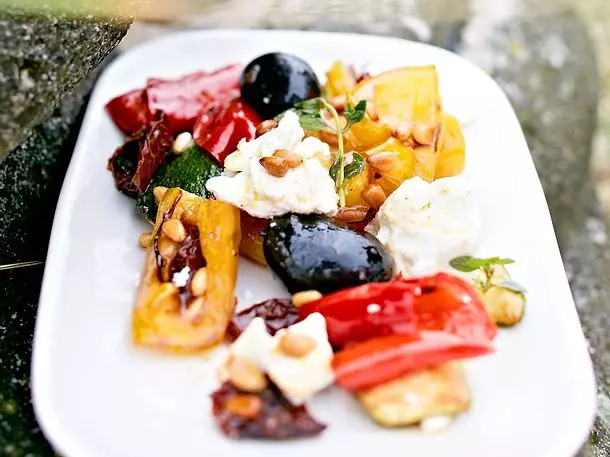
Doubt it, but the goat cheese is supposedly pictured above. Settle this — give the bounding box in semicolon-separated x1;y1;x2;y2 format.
223;313;334;405
171;266;191;288
366;176;480;277
206;110;338;218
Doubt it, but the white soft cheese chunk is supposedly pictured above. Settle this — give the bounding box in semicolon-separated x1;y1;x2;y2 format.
206;110;338;218
223;314;334;406
366;176;480;277
223;110;304;172
171;266;190;288
265;313;335;406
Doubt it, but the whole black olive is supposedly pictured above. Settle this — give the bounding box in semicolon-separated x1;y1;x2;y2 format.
263;214;394;295
240;53;321;119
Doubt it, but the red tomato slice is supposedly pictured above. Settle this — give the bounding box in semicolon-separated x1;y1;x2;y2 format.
332;331;493;391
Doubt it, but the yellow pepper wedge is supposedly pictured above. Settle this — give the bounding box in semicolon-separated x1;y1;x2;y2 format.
435;113;466;179
352;65;442;136
366;138;415;195
344;163;370;207
325;60;357;99
132;188;241;353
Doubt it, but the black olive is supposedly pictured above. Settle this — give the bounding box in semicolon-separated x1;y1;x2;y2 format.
240;53;321;119
263;214;394;294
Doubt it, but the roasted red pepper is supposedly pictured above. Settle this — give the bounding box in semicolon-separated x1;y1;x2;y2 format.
105;64;242;136
298;282;417;347
300;273;496;347
399;273;497;342
332;331;493;391
147;64;242;133
193;99;261;165
105;88;152;136
107;112;173;197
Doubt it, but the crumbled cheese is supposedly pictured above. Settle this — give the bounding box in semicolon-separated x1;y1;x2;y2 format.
366;176;480;277
172;132;194;154
206;110;338;218
265;313;335;405
224;313;334;405
420;415;452;433
172;266;191;288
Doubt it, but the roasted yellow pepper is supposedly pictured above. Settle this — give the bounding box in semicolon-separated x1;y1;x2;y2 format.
435;113;466;179
325;61;358;99
132;188;241;353
366;138;415;195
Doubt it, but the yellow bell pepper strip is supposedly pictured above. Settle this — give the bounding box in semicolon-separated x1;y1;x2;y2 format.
325;61;358;99
343;162;369;207
352;66;443;182
132;188;241;353
366;137;415;195
435;113;466;179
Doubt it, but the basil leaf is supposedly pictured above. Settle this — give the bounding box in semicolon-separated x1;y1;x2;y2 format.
343;152;365;181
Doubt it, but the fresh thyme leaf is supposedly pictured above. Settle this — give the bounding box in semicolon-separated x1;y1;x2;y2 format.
343;100;367;132
449;255;514;273
343;153;365;181
329;160;340;181
277;99;330;132
497;279;527;295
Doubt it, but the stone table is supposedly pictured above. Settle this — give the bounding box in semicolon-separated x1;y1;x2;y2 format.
0;0;609;455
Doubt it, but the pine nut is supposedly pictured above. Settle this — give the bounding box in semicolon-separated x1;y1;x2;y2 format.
394;121;414;143
255;119;278;137
172;132;194;154
139;232;153;249
259;156;289;177
278;332;317;358
314;151;332;169
228;356;268;393
273;149;303;168
334;205;369;223
225;394;263;420
153;186;168;202
157;236;177;259
329;94;346;111
413;124;435;145
190;267;207;297
162;218;186;243
367;151;399;172
291;290;323;307
362;184;387;209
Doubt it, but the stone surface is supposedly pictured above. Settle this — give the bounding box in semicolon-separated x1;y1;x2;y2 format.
0;4;132;158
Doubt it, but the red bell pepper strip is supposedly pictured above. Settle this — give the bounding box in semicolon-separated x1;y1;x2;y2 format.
146;64;242;133
332;331;493;391
105;88;153;136
298;282;417;347
193;99;261;165
300;273;496;347
398;273;497;342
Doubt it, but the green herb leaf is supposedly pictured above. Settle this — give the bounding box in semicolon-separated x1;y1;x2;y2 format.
497;279;527;295
449;255;515;273
420;201;431;211
343;100;367;131
276;99;330;132
343;153;365;181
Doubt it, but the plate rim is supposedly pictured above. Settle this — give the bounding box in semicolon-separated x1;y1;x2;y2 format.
31;28;597;457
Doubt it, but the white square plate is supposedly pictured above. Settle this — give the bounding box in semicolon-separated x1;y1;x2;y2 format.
32;30;596;457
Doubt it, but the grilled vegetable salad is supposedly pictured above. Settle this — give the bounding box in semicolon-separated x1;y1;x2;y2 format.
106;52;527;440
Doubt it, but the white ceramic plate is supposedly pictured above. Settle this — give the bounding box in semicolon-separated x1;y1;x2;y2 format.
32;30;596;457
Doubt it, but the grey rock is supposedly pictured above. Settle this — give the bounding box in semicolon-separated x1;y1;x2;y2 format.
0;4;132;158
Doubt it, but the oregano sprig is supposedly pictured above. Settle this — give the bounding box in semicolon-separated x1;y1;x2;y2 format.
450;255;522;294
